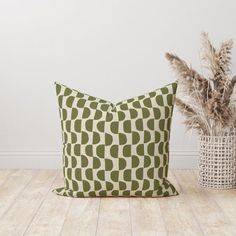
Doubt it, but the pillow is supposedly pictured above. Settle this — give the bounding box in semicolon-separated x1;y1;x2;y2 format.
53;82;178;197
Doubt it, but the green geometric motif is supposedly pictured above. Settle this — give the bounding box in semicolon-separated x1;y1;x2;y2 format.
53;82;178;197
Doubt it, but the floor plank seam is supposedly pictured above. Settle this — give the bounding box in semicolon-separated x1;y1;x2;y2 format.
94;198;101;236
128;198;133;236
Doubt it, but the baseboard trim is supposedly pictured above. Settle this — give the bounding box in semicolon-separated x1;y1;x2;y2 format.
0;151;198;169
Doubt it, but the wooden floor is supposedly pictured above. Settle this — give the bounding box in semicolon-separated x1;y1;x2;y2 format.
0;170;236;236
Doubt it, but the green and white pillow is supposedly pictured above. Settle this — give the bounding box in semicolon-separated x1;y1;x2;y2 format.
53;82;178;197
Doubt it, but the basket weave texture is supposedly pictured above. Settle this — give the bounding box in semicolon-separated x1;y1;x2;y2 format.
199;133;236;189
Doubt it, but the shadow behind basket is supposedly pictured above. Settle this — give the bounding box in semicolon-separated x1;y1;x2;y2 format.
199;133;236;189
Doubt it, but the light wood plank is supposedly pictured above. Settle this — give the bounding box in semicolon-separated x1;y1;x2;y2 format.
24;172;71;236
0;170;235;235
192;170;236;223
174;170;236;236
157;171;203;236
96;198;132;236
209;189;236;222
0;170;15;186
0;170;36;218
130;198;166;236
60;198;100;236
0;170;58;236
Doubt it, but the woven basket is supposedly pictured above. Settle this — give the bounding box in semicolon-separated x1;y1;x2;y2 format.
199;133;236;189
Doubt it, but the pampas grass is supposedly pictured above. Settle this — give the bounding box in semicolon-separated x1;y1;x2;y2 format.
166;32;236;136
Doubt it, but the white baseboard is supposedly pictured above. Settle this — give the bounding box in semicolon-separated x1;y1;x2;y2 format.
0;151;198;169
169;151;198;169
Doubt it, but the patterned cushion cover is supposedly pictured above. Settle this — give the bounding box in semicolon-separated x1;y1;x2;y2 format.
53;82;178;197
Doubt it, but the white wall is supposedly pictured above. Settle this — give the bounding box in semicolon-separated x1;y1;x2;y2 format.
1;0;236;168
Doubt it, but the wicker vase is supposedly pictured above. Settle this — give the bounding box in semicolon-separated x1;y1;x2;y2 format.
199;133;236;189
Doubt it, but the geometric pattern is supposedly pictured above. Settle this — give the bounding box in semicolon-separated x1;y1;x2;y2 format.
53;82;178;197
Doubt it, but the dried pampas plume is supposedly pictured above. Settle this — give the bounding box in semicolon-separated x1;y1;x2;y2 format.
166;32;236;136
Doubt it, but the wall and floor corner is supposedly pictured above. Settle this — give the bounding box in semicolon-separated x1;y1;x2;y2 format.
0;0;236;169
